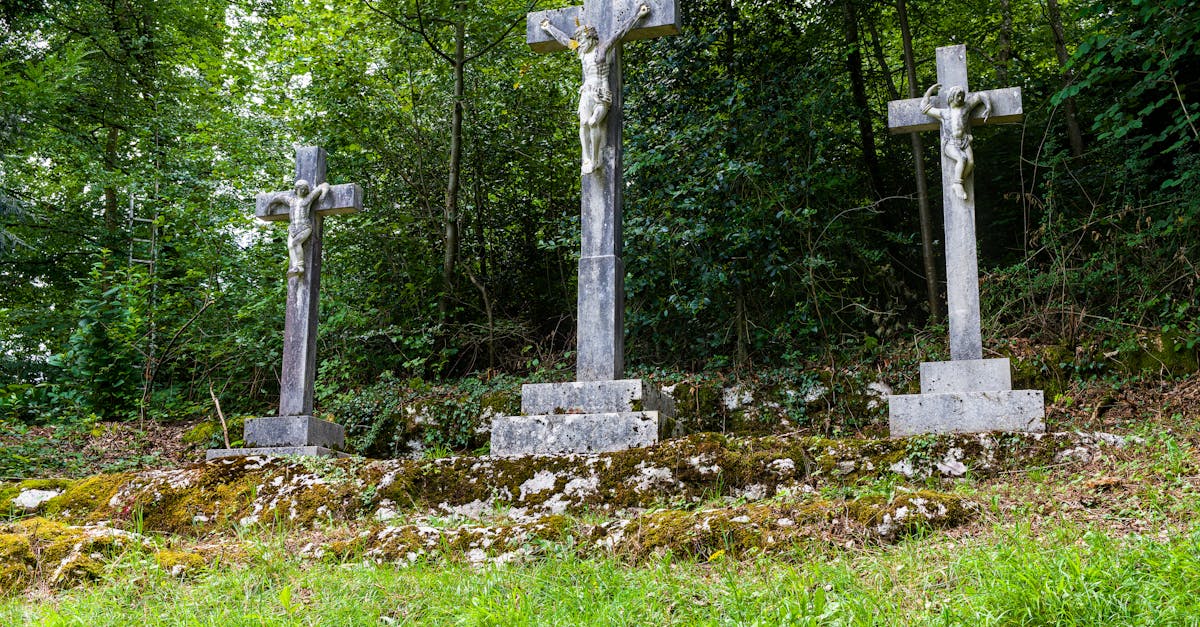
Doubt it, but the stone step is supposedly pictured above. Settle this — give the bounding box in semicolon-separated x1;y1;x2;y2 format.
490;411;661;457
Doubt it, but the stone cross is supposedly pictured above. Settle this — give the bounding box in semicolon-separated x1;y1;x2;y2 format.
256;146;362;416
527;0;679;381
887;45;1022;360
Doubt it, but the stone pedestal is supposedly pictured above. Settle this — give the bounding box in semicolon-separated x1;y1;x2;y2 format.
888;358;1044;437
491;379;673;456
206;415;348;460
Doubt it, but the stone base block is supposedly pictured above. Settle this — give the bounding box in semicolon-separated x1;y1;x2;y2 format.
888;390;1045;437
920;358;1012;394
521;379;674;417
244;415;344;449
491;412;660;456
206;446;350;460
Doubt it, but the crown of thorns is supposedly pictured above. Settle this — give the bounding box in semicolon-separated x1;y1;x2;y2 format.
573;22;597;40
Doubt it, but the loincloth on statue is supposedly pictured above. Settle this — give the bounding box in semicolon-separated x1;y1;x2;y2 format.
579;84;613;106
943;135;973;151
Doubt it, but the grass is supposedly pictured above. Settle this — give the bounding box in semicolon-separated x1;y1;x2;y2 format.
4;522;1200;625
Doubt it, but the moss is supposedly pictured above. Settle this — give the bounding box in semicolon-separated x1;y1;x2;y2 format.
42;474;129;521
1010;345;1072;399
847;490;976;540
183;416;246;447
669;381;726;434
1;518;133;590
1117;332;1199;376
154;549;206;576
0;478;75;512
479;390;520;417
0;532;33;594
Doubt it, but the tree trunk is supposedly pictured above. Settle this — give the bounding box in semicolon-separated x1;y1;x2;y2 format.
1046;0;1085;156
997;0;1013;82
103;126;120;232
897;0;941;322
842;0;883;196
439;20;466;318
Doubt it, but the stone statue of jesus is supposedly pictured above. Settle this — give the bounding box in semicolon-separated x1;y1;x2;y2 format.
540;3;651;175
265;179;330;276
921;83;991;201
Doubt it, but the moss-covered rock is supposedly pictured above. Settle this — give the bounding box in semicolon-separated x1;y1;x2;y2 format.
15;431;1124;539
0;478;76;513
154;549;206;577
0;517;146;595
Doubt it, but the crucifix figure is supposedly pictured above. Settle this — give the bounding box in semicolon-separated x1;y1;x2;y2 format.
256;146;362;417
527;0;679;381
887;45;1023;361
921;83;991;201
540;3;651;174
277;179;330;276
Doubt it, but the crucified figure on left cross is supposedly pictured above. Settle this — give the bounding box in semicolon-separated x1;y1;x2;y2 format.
264;179;331;277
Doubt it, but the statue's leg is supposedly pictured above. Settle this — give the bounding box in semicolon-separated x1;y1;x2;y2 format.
579;96;595;174
947;144;969;201
586;103;608;172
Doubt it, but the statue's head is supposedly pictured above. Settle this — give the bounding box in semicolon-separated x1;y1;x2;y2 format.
946;86;966;105
574;24;598;51
294;179;311;195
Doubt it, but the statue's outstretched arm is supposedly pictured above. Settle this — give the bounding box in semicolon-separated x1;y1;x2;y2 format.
540;19;573;49
600;3;650;60
974;93;992;121
265;192;291;214
921;83;942;119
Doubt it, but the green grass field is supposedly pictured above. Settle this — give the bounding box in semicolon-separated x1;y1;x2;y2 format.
5;521;1200;626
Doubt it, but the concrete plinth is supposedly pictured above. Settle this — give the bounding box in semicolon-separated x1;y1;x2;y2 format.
888;358;1045;437
491;379;672;456
206;446;349;460
491;412;660;456
920;358;1011;394
888;390;1044;436
521;379;674;416
206;415;347;459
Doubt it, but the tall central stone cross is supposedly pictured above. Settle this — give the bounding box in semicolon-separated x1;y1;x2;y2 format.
527;0;679;381
209;146;362;459
488;1;680;457
887;45;1022;361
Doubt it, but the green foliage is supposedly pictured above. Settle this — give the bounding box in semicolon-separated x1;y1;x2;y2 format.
2;0;1199;439
46;256;148;422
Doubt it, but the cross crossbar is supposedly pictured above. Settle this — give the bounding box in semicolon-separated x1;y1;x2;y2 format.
888;87;1023;134
256;184;362;221
526;2;679;53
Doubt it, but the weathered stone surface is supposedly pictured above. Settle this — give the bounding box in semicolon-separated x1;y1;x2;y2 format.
491;412;660;456
576;254;624;381
888;390;1045;436
887;87;1023;134
42;431;1127;537
205;446;349;460
920;358;1012;394
526;1;680;54
243;415;345;449
522;379;674;416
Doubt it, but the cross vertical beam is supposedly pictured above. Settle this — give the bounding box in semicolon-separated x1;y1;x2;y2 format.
887;45;1023;361
254;147;363;416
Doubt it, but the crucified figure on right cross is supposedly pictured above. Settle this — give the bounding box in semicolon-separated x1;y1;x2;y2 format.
922;83;991;201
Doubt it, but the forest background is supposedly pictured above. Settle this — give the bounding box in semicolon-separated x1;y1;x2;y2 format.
1;0;1197;460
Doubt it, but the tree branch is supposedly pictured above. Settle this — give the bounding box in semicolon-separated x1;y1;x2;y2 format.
464;0;540;64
